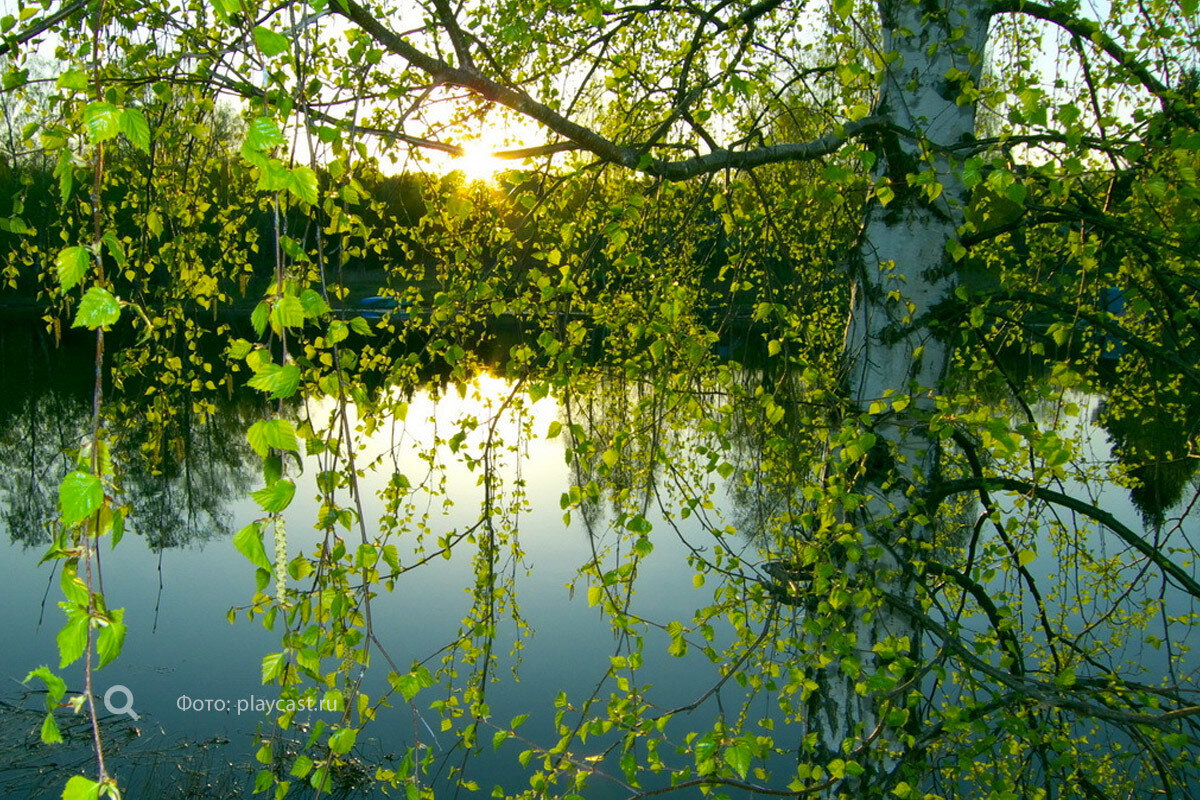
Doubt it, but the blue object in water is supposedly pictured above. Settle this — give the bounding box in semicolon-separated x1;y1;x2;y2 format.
356;296;410;321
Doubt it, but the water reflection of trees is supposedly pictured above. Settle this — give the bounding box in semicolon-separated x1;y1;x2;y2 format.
547;340;1200;797
0;324;258;549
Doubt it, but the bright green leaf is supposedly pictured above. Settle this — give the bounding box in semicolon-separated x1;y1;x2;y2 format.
119;108;150;152
254;25;290;57
61;775;100;800
328;727;357;755
287;166;319;205
245;117;286;152
252;478;296;513
725;741;752;779
248;363;301;399
83;102;120;144
96;609;126;668
60;470;103;525
247;419;300;457
55;246;90;291
57;613;88;668
235;522;273;570
72;286;121;329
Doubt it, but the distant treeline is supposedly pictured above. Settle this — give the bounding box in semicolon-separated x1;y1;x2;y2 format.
0;152;433;303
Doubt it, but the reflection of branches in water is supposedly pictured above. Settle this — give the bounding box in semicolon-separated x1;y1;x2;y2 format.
0;693;372;799
558;363;835;556
113;397;259;550
0;376;259;550
0;392;90;548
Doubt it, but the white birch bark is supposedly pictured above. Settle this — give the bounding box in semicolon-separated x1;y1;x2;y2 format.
808;0;991;791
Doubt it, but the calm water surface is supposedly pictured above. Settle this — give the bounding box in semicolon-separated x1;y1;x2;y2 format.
1;324;1196;798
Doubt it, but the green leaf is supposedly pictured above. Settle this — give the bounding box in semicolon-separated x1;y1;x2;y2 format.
2;67;27;90
59;470;103;525
72;286;121;329
842;432;877;462
210;0;240;21
23;666;67;705
55;246;90;291
269;295;306;332
390;666;435;701
328;320;349;344
328;727;357;755
245;116;286;152
252;478;296;513
229;338;254;360
119;108;150;152
251;301;269;337
290;754;313;778
61;775;100;800
40;713;63;744
101;231;127;266
60;564;90;605
262;651;286;683
254;25;290;57
247;419;300;457
83;102;120;144
287;166;319;205
299;288;331;318
57;612;89;668
724;741;752;779
56;69;89;92
248;363;301;399
96;608;126;668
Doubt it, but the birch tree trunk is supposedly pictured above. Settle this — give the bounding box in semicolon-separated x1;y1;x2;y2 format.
808;0;990;791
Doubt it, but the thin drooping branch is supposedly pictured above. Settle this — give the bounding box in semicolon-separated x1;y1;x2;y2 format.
991;0;1200;128
926;476;1200;600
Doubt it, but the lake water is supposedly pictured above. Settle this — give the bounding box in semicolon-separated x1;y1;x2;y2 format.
1;322;1197;798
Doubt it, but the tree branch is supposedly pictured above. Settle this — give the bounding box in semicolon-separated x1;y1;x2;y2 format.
335;0;884;179
991;0;1199;128
0;0;87;58
926;476;1200;600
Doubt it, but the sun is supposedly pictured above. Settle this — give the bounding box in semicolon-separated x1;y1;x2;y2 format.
453;140;507;183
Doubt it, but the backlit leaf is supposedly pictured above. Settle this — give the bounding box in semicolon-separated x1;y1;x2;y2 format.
61;775;100;800
55;246;90;291
57;613;88;668
287;166;319;205
96;608;126;668
252;478;296;513
72;286;121;329
248;363;301;399
59;470;103;524
245;116;286;152
119;108;150;152
83;102;120;144
254;25;289;57
247;419;300;457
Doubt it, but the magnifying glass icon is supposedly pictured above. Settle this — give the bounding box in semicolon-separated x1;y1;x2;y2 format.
103;684;140;721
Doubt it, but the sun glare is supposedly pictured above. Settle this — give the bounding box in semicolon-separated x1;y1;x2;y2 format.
454;141;507;182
